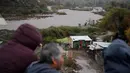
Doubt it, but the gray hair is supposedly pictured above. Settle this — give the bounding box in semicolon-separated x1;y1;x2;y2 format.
39;43;62;64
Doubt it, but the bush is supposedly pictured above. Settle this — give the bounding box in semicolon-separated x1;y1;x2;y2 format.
56;12;67;15
41;26;99;44
99;8;130;31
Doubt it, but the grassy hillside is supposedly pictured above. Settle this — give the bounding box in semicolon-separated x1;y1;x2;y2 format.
40;26;101;44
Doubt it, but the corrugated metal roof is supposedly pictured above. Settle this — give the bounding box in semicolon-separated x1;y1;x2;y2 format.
93;42;111;48
89;42;111;50
70;36;92;41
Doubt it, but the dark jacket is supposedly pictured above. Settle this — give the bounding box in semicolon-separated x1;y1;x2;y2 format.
26;61;60;73
104;39;130;73
0;24;42;73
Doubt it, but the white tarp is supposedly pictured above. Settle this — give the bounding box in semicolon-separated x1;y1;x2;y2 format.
89;42;111;50
93;42;111;48
0;17;7;25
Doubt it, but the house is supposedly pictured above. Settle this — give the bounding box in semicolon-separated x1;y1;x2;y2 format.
69;36;92;49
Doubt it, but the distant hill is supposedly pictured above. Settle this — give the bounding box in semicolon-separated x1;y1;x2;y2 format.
0;0;39;7
0;0;48;16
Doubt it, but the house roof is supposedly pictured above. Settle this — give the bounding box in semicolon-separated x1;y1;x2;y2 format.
89;42;111;50
93;42;111;48
70;36;92;41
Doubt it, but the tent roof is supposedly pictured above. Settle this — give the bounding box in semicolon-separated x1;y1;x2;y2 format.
70;36;92;41
89;42;111;50
0;17;7;25
0;41;3;44
93;42;111;48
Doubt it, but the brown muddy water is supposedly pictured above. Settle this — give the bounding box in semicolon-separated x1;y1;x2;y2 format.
0;9;103;30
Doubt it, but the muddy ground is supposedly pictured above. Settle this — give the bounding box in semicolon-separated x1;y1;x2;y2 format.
62;50;104;73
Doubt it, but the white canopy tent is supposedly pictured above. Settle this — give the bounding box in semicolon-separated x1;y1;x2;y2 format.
0;17;7;25
0;14;7;25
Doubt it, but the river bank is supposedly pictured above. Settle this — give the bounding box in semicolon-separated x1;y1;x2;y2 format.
0;9;103;30
5;15;53;21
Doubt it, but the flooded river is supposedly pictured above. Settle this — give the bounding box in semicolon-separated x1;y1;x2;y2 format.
0;9;103;30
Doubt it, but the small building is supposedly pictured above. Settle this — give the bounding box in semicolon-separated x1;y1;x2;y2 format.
88;42;111;65
69;36;92;49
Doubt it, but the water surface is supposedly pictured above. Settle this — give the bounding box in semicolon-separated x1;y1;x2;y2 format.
0;9;103;30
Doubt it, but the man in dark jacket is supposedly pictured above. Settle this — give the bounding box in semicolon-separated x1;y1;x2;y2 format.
0;23;42;73
104;14;130;73
26;43;64;73
104;39;130;73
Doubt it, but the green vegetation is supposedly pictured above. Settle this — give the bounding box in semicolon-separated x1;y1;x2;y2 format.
56;12;67;15
0;25;100;44
0;0;49;17
99;8;130;31
104;1;130;11
0;29;14;43
56;37;69;43
72;7;93;11
98;7;130;41
41;26;101;44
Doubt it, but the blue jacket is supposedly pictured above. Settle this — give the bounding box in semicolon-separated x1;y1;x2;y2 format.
26;61;60;73
104;39;130;73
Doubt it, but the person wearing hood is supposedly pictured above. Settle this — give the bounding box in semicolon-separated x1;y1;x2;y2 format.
26;43;64;73
0;23;42;73
103;15;130;73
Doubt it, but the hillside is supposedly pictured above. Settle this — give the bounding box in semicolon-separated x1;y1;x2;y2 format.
0;0;48;17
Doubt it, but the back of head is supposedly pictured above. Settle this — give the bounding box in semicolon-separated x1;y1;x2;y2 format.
12;23;42;50
39;43;61;64
39;43;64;70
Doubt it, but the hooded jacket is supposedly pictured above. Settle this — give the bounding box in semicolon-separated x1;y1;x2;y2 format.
0;24;42;73
104;39;130;73
26;61;60;73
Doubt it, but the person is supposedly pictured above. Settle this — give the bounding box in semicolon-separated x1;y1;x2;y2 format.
103;16;130;73
26;43;64;73
0;23;42;73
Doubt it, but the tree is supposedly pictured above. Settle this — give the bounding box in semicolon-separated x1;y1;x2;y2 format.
64;2;72;8
0;0;47;15
99;8;130;32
